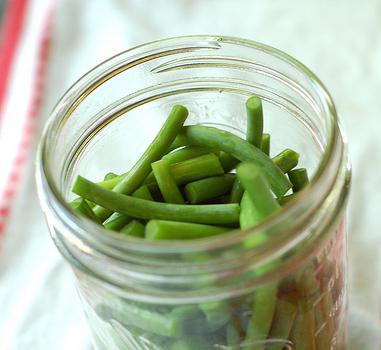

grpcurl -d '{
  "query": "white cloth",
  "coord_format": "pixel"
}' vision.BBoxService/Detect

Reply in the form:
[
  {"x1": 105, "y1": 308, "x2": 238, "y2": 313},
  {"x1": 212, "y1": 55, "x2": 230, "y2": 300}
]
[{"x1": 1, "y1": 0, "x2": 380, "y2": 349}]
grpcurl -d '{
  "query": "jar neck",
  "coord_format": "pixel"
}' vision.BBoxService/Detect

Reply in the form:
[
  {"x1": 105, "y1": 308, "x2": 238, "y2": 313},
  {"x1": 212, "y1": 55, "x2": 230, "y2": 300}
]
[
  {"x1": 36, "y1": 36, "x2": 350, "y2": 303},
  {"x1": 45, "y1": 127, "x2": 348, "y2": 304}
]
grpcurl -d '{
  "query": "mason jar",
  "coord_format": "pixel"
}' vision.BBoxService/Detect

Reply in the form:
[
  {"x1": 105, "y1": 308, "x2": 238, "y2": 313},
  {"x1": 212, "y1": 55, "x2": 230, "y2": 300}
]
[{"x1": 36, "y1": 36, "x2": 350, "y2": 350}]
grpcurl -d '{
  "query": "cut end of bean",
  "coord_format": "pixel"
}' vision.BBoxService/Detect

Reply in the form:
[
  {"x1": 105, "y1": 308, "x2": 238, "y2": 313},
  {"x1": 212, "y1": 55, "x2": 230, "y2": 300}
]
[
  {"x1": 246, "y1": 95, "x2": 263, "y2": 111},
  {"x1": 272, "y1": 148, "x2": 300, "y2": 173},
  {"x1": 288, "y1": 168, "x2": 309, "y2": 193},
  {"x1": 120, "y1": 220, "x2": 145, "y2": 238}
]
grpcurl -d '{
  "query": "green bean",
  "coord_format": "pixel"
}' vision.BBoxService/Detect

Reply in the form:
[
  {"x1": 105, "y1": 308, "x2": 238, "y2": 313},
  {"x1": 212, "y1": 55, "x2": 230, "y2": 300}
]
[
  {"x1": 245, "y1": 284, "x2": 278, "y2": 350},
  {"x1": 142, "y1": 146, "x2": 217, "y2": 184},
  {"x1": 272, "y1": 148, "x2": 299, "y2": 173},
  {"x1": 288, "y1": 168, "x2": 309, "y2": 192},
  {"x1": 229, "y1": 179, "x2": 244, "y2": 203},
  {"x1": 227, "y1": 99, "x2": 265, "y2": 207},
  {"x1": 163, "y1": 146, "x2": 217, "y2": 163},
  {"x1": 228, "y1": 98, "x2": 264, "y2": 210},
  {"x1": 199, "y1": 301, "x2": 231, "y2": 332},
  {"x1": 70, "y1": 198, "x2": 101, "y2": 223},
  {"x1": 240, "y1": 192, "x2": 260, "y2": 232},
  {"x1": 132, "y1": 185, "x2": 154, "y2": 200},
  {"x1": 261, "y1": 133, "x2": 270, "y2": 156},
  {"x1": 152, "y1": 159, "x2": 184, "y2": 204},
  {"x1": 176, "y1": 126, "x2": 292, "y2": 197},
  {"x1": 277, "y1": 193, "x2": 297, "y2": 206},
  {"x1": 148, "y1": 153, "x2": 224, "y2": 186},
  {"x1": 97, "y1": 151, "x2": 235, "y2": 190},
  {"x1": 184, "y1": 174, "x2": 235, "y2": 204},
  {"x1": 103, "y1": 185, "x2": 154, "y2": 231},
  {"x1": 236, "y1": 163, "x2": 281, "y2": 349},
  {"x1": 246, "y1": 96, "x2": 263, "y2": 148},
  {"x1": 206, "y1": 194, "x2": 231, "y2": 204},
  {"x1": 73, "y1": 176, "x2": 240, "y2": 225},
  {"x1": 97, "y1": 302, "x2": 187, "y2": 338},
  {"x1": 238, "y1": 162, "x2": 281, "y2": 230},
  {"x1": 290, "y1": 309, "x2": 316, "y2": 350},
  {"x1": 89, "y1": 172, "x2": 118, "y2": 207},
  {"x1": 167, "y1": 133, "x2": 189, "y2": 152},
  {"x1": 96, "y1": 174, "x2": 124, "y2": 190},
  {"x1": 145, "y1": 220, "x2": 229, "y2": 240},
  {"x1": 226, "y1": 319, "x2": 243, "y2": 346},
  {"x1": 289, "y1": 267, "x2": 320, "y2": 349},
  {"x1": 93, "y1": 105, "x2": 188, "y2": 221},
  {"x1": 268, "y1": 298, "x2": 297, "y2": 350},
  {"x1": 218, "y1": 151, "x2": 239, "y2": 172},
  {"x1": 104, "y1": 172, "x2": 118, "y2": 181},
  {"x1": 103, "y1": 214, "x2": 131, "y2": 231},
  {"x1": 120, "y1": 220, "x2": 145, "y2": 238}
]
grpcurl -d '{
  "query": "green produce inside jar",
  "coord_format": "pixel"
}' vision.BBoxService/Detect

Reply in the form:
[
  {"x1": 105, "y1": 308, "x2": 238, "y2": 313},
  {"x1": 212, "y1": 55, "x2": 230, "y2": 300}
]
[{"x1": 69, "y1": 96, "x2": 342, "y2": 350}]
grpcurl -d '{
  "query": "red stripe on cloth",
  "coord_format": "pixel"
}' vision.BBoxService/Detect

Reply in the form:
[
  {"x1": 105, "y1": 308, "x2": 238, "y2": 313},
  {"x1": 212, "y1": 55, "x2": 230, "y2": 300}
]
[
  {"x1": 0, "y1": 9, "x2": 54, "y2": 237},
  {"x1": 0, "y1": 0, "x2": 29, "y2": 120}
]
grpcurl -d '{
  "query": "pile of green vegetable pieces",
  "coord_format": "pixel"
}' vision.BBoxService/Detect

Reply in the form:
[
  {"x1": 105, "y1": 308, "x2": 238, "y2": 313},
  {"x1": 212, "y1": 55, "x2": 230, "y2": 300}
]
[
  {"x1": 68, "y1": 97, "x2": 339, "y2": 350},
  {"x1": 71, "y1": 96, "x2": 309, "y2": 239}
]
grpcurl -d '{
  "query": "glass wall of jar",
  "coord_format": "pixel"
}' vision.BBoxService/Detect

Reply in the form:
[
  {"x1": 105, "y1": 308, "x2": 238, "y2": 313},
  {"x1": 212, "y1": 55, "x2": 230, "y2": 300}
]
[{"x1": 36, "y1": 36, "x2": 350, "y2": 350}]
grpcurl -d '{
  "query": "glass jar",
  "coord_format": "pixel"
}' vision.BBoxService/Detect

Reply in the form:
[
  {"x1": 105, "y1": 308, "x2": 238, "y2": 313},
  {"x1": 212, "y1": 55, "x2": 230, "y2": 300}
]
[{"x1": 36, "y1": 36, "x2": 350, "y2": 350}]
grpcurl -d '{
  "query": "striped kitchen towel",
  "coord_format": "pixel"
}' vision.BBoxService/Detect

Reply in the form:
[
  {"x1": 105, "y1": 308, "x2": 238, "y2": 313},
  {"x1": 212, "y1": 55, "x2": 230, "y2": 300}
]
[{"x1": 0, "y1": 0, "x2": 54, "y2": 240}]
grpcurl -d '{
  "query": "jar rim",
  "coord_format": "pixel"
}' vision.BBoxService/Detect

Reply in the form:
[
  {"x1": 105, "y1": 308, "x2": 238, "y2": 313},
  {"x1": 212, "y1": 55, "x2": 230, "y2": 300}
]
[{"x1": 36, "y1": 35, "x2": 344, "y2": 258}]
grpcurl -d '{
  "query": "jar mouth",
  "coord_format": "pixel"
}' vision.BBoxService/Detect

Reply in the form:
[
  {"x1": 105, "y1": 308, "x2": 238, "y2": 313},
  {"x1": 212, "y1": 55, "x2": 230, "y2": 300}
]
[{"x1": 36, "y1": 35, "x2": 343, "y2": 259}]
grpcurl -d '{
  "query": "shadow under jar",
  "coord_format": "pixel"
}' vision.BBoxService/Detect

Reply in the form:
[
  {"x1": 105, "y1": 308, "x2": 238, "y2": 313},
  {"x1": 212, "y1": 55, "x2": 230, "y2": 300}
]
[{"x1": 36, "y1": 36, "x2": 350, "y2": 350}]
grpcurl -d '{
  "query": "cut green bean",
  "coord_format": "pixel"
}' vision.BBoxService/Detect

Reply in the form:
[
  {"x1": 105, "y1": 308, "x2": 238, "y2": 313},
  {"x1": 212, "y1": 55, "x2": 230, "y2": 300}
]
[
  {"x1": 104, "y1": 172, "x2": 118, "y2": 181},
  {"x1": 152, "y1": 159, "x2": 184, "y2": 204},
  {"x1": 96, "y1": 174, "x2": 124, "y2": 190},
  {"x1": 246, "y1": 96, "x2": 263, "y2": 148},
  {"x1": 231, "y1": 97, "x2": 264, "y2": 211},
  {"x1": 218, "y1": 151, "x2": 239, "y2": 172},
  {"x1": 290, "y1": 268, "x2": 319, "y2": 349},
  {"x1": 70, "y1": 198, "x2": 101, "y2": 224},
  {"x1": 290, "y1": 309, "x2": 317, "y2": 350},
  {"x1": 226, "y1": 318, "x2": 243, "y2": 346},
  {"x1": 120, "y1": 220, "x2": 145, "y2": 238},
  {"x1": 277, "y1": 193, "x2": 297, "y2": 206},
  {"x1": 229, "y1": 179, "x2": 244, "y2": 203},
  {"x1": 73, "y1": 176, "x2": 240, "y2": 225},
  {"x1": 238, "y1": 162, "x2": 281, "y2": 230},
  {"x1": 132, "y1": 185, "x2": 154, "y2": 201},
  {"x1": 288, "y1": 168, "x2": 309, "y2": 192},
  {"x1": 103, "y1": 214, "x2": 131, "y2": 231},
  {"x1": 163, "y1": 146, "x2": 217, "y2": 163},
  {"x1": 103, "y1": 185, "x2": 154, "y2": 231},
  {"x1": 176, "y1": 126, "x2": 292, "y2": 197},
  {"x1": 198, "y1": 301, "x2": 231, "y2": 332},
  {"x1": 184, "y1": 174, "x2": 235, "y2": 204},
  {"x1": 236, "y1": 163, "x2": 281, "y2": 349},
  {"x1": 229, "y1": 180, "x2": 242, "y2": 204},
  {"x1": 93, "y1": 105, "x2": 188, "y2": 221},
  {"x1": 97, "y1": 302, "x2": 191, "y2": 338},
  {"x1": 147, "y1": 153, "x2": 224, "y2": 186},
  {"x1": 268, "y1": 298, "x2": 297, "y2": 350},
  {"x1": 272, "y1": 148, "x2": 299, "y2": 173},
  {"x1": 206, "y1": 194, "x2": 231, "y2": 205},
  {"x1": 261, "y1": 133, "x2": 270, "y2": 156},
  {"x1": 145, "y1": 220, "x2": 230, "y2": 240},
  {"x1": 240, "y1": 192, "x2": 261, "y2": 232},
  {"x1": 245, "y1": 284, "x2": 278, "y2": 350},
  {"x1": 143, "y1": 146, "x2": 218, "y2": 184}
]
